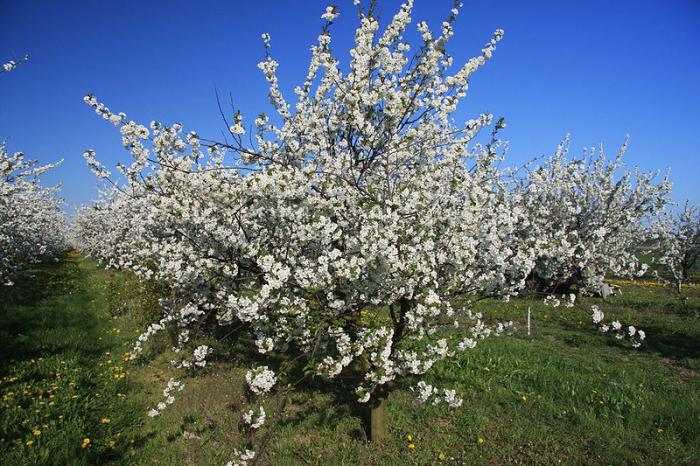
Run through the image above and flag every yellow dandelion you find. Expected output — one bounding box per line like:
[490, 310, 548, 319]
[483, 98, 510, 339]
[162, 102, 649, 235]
[438, 452, 446, 460]
[407, 443, 415, 449]
[32, 428, 41, 436]
[522, 395, 528, 402]
[81, 438, 90, 449]
[406, 434, 412, 441]
[100, 418, 111, 424]
[25, 440, 34, 446]
[657, 428, 663, 433]
[478, 437, 485, 444]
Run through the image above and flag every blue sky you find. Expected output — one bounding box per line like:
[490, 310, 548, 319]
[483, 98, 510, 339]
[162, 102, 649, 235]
[1, 0, 699, 211]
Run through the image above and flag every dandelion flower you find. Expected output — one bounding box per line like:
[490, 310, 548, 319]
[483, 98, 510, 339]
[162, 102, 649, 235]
[81, 438, 90, 448]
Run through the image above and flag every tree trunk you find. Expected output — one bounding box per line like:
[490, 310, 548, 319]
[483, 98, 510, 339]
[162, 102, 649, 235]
[676, 280, 682, 294]
[370, 390, 388, 443]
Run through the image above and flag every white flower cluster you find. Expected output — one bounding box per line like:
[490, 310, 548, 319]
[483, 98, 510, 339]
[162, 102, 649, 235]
[129, 312, 176, 359]
[413, 381, 463, 408]
[245, 366, 277, 395]
[147, 378, 185, 417]
[176, 344, 212, 369]
[242, 406, 266, 429]
[225, 448, 256, 466]
[1, 54, 29, 73]
[543, 293, 576, 308]
[590, 305, 646, 348]
[320, 5, 339, 22]
[83, 149, 112, 179]
[193, 345, 211, 367]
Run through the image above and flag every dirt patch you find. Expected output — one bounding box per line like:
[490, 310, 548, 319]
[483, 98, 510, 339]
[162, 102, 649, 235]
[661, 358, 699, 380]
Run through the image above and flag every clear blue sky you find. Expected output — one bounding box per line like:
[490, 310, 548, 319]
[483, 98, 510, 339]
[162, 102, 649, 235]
[1, 0, 699, 211]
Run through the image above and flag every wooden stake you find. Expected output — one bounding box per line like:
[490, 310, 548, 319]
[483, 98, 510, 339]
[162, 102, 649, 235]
[527, 306, 531, 336]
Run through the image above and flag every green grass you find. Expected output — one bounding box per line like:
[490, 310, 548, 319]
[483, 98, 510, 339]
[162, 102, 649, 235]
[0, 253, 148, 465]
[1, 254, 699, 465]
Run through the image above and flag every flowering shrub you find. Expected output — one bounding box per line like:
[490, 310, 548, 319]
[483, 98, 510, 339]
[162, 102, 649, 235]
[513, 136, 670, 294]
[649, 203, 700, 292]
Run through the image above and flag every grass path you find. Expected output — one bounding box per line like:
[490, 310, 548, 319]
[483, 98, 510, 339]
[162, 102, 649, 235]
[0, 253, 145, 465]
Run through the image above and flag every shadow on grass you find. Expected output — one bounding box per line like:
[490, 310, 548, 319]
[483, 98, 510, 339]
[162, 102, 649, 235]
[213, 329, 373, 441]
[640, 323, 700, 366]
[0, 254, 102, 370]
[553, 313, 700, 371]
[274, 375, 371, 442]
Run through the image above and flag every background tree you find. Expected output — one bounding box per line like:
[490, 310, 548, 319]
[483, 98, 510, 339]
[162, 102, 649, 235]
[651, 203, 700, 293]
[0, 144, 68, 285]
[512, 136, 670, 295]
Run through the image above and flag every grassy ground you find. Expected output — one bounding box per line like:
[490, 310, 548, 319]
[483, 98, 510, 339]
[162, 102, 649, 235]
[0, 253, 153, 465]
[1, 254, 699, 465]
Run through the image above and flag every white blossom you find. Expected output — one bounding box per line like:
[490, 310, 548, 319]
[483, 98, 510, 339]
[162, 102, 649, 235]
[246, 366, 277, 395]
[242, 406, 266, 429]
[590, 306, 646, 348]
